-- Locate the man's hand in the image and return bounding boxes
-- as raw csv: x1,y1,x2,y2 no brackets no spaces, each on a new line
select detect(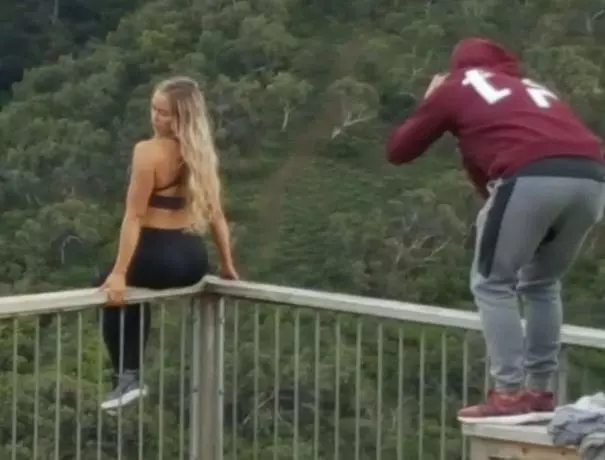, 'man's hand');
424,73,448,99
